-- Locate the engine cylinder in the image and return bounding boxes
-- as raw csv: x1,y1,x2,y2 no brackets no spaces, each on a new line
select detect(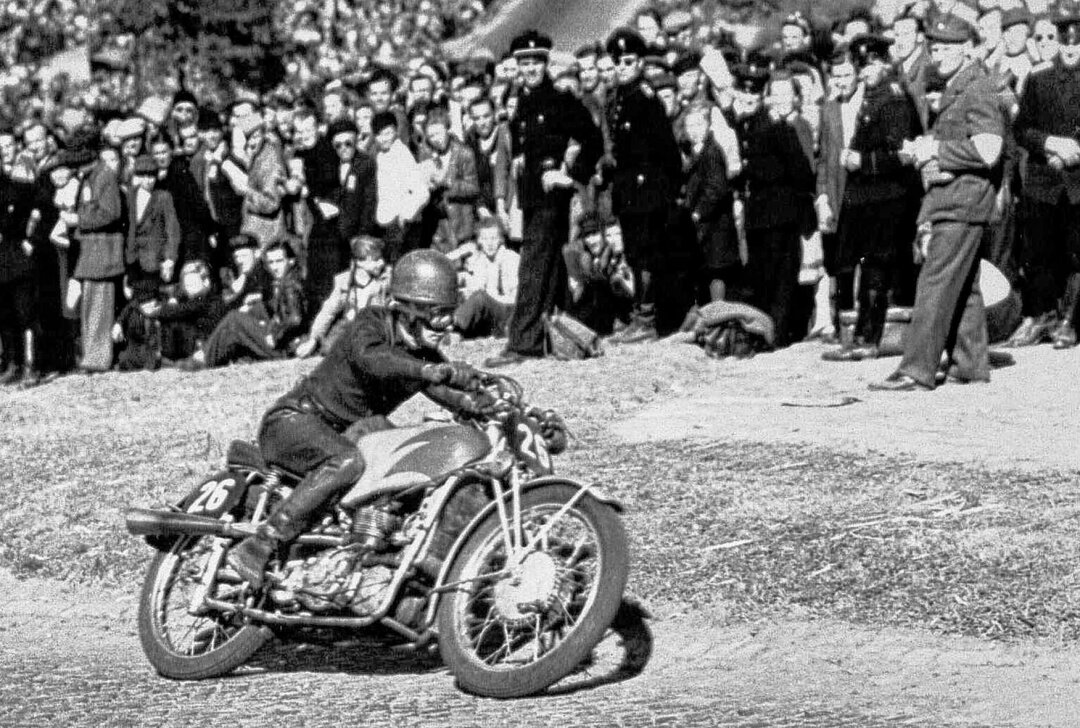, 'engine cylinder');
350,500,400,551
